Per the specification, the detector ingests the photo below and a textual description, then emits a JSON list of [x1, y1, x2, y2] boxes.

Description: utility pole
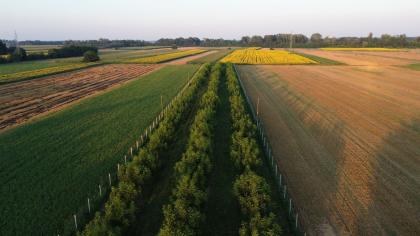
[[289, 33, 293, 51]]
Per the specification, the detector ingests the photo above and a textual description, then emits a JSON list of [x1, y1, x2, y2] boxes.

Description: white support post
[[284, 185, 287, 199], [289, 199, 292, 214], [130, 147, 133, 156], [117, 163, 120, 172], [99, 184, 102, 196], [124, 155, 127, 164], [295, 213, 299, 229], [275, 164, 278, 176], [108, 173, 112, 186], [279, 174, 282, 186], [73, 214, 78, 230], [136, 141, 139, 150], [87, 198, 91, 213]]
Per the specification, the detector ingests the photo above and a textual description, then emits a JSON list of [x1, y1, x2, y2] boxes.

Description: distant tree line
[[0, 41, 97, 64]]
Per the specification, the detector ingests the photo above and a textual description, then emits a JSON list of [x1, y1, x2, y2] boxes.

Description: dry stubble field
[[0, 64, 160, 130], [237, 50, 420, 235]]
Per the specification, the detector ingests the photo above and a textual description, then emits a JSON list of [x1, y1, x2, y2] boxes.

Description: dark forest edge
[[2, 32, 419, 50]]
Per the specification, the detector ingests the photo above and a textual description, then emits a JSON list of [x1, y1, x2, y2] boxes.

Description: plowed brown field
[[237, 64, 420, 235], [294, 49, 420, 65], [0, 64, 160, 130]]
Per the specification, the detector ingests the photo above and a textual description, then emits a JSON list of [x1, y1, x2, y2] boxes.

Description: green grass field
[[292, 51, 344, 65], [0, 64, 200, 235], [189, 49, 233, 63]]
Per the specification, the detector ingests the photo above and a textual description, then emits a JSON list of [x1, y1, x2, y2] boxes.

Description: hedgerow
[[226, 63, 282, 236], [158, 63, 221, 236], [80, 63, 212, 235]]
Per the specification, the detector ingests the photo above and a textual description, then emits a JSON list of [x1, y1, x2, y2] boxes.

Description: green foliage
[[80, 64, 211, 235], [225, 63, 282, 236], [0, 65, 199, 235], [159, 63, 221, 236], [83, 50, 100, 62]]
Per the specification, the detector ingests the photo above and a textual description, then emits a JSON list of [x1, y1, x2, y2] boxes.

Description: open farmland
[[0, 64, 200, 235], [0, 48, 174, 83], [221, 48, 317, 65], [0, 64, 160, 130], [127, 49, 207, 63], [237, 63, 420, 235], [294, 48, 420, 65], [164, 50, 217, 64]]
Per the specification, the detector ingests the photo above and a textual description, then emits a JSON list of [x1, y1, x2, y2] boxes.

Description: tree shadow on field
[[355, 118, 420, 235]]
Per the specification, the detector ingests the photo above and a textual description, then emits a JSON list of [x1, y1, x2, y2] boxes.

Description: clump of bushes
[[83, 50, 100, 62], [226, 63, 282, 236], [158, 63, 221, 236]]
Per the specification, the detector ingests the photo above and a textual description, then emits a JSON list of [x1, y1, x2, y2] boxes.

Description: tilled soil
[[238, 64, 420, 235], [0, 64, 160, 131], [294, 49, 420, 66]]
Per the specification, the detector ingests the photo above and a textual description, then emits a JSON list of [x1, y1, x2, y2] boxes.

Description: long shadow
[[355, 118, 420, 235]]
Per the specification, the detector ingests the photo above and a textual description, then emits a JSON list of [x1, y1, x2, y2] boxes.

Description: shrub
[[83, 50, 100, 62]]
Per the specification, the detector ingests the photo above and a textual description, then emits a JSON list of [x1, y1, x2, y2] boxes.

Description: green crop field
[[0, 64, 200, 235]]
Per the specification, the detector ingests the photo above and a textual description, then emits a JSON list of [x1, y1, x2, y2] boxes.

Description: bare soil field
[[294, 49, 420, 65], [164, 50, 217, 65], [237, 64, 420, 235], [0, 64, 160, 130]]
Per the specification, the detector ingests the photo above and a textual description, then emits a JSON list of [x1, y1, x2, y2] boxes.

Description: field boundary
[[59, 64, 205, 235], [233, 64, 306, 235]]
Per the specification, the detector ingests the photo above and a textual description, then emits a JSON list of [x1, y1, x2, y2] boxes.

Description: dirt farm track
[[0, 64, 160, 130], [237, 52, 420, 235]]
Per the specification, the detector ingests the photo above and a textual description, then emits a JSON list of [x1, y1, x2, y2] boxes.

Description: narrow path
[[202, 66, 241, 235]]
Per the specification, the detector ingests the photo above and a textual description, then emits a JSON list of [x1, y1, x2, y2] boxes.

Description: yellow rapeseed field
[[220, 48, 317, 65], [127, 49, 206, 63], [321, 48, 403, 52], [0, 63, 98, 83]]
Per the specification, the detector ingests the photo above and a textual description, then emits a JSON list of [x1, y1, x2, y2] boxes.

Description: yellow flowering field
[[220, 48, 317, 65], [0, 63, 98, 83], [321, 48, 403, 52], [127, 49, 206, 63]]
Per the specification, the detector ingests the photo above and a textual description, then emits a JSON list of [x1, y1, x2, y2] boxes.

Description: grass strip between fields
[[0, 64, 200, 235], [291, 51, 345, 65]]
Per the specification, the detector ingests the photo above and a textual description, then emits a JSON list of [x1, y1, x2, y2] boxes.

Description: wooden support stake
[[295, 213, 299, 229], [256, 97, 260, 116]]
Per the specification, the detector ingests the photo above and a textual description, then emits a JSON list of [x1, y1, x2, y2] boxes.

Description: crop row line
[[233, 64, 307, 236]]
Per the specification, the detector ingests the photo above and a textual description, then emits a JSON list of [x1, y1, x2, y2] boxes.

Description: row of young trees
[[226, 63, 282, 236], [79, 64, 212, 236], [158, 63, 221, 235]]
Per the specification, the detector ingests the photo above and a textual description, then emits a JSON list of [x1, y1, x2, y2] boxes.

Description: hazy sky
[[1, 0, 419, 40]]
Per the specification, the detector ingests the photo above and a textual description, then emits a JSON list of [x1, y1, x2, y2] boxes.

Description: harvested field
[[295, 48, 420, 65], [0, 64, 160, 130], [237, 65, 420, 235], [164, 50, 217, 65]]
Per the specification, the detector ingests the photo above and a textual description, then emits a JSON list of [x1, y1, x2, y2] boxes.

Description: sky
[[1, 0, 420, 41]]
